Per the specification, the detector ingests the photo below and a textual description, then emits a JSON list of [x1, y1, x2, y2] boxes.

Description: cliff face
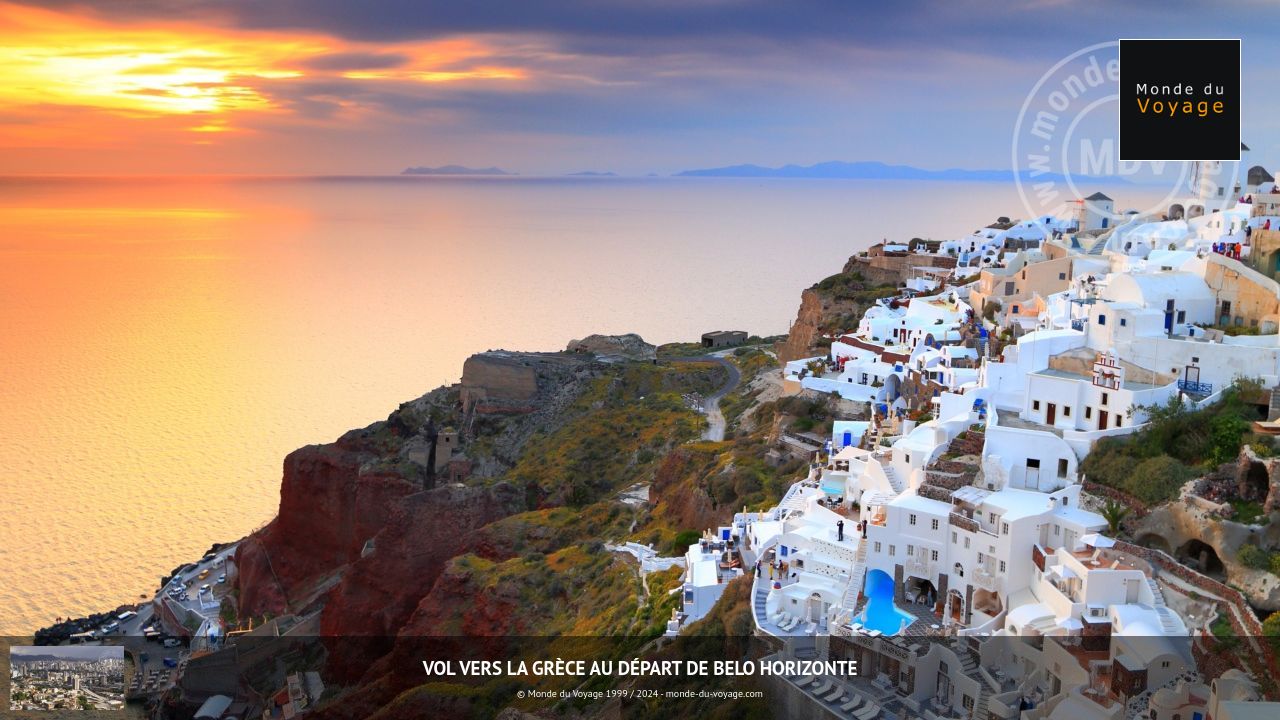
[[236, 435, 419, 617], [321, 482, 524, 635], [775, 255, 905, 362]]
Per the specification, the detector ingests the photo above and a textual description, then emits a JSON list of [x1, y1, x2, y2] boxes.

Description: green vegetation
[[1264, 611, 1280, 649], [1231, 499, 1267, 526], [776, 394, 837, 437], [1211, 614, 1240, 650], [811, 269, 900, 304], [668, 529, 701, 554], [1237, 544, 1280, 575], [504, 363, 719, 506], [1100, 499, 1131, 535], [1081, 380, 1266, 505]]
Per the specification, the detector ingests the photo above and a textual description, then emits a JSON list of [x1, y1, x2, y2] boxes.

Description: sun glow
[[0, 2, 530, 145]]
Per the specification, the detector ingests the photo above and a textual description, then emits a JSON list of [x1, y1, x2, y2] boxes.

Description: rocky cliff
[[775, 254, 904, 362]]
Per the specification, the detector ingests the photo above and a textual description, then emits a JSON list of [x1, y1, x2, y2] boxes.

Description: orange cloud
[[0, 2, 529, 144]]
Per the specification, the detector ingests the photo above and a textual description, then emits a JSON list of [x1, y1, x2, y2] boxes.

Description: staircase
[[1269, 386, 1280, 421], [1087, 235, 1108, 255], [753, 584, 769, 626], [1146, 578, 1167, 607], [837, 542, 869, 625], [1156, 607, 1183, 634], [883, 465, 905, 494], [973, 685, 992, 720]]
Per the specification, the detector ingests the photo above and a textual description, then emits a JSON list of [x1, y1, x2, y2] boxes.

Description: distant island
[[401, 165, 512, 176], [567, 171, 617, 177], [675, 160, 1120, 183]]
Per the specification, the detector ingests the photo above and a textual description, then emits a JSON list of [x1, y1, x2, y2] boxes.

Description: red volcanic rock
[[320, 482, 524, 681], [236, 432, 419, 618]]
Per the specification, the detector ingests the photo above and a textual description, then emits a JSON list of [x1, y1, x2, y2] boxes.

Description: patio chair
[[840, 696, 864, 712], [811, 679, 832, 696], [854, 701, 881, 720], [824, 686, 844, 702]]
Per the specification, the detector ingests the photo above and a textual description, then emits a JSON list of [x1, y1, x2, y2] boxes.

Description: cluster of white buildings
[[674, 160, 1280, 718]]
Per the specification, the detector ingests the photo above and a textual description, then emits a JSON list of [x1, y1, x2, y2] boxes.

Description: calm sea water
[[0, 176, 1152, 633]]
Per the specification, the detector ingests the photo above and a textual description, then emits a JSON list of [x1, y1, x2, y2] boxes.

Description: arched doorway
[[806, 592, 826, 623], [905, 577, 937, 607], [947, 589, 965, 623], [1168, 203, 1185, 220], [1135, 532, 1173, 556], [1177, 539, 1224, 578]]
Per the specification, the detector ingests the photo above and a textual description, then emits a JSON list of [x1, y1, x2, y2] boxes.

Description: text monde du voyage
[[1134, 82, 1228, 118]]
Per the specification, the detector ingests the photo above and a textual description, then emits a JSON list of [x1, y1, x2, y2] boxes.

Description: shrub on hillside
[[1123, 455, 1194, 504], [1237, 543, 1270, 571]]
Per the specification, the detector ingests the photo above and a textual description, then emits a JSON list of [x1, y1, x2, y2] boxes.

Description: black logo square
[[1119, 39, 1240, 161]]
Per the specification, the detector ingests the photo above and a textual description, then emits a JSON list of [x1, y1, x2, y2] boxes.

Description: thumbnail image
[[9, 645, 126, 711]]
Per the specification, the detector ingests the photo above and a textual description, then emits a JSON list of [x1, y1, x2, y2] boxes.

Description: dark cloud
[[16, 0, 1261, 60]]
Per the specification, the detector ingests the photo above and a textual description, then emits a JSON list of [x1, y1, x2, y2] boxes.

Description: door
[[1046, 403, 1056, 425], [1098, 410, 1109, 430]]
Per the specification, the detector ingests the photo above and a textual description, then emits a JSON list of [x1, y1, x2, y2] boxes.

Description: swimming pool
[[857, 569, 916, 635], [820, 477, 845, 496]]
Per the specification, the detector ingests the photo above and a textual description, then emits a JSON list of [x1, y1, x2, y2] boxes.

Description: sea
[[0, 175, 1161, 633]]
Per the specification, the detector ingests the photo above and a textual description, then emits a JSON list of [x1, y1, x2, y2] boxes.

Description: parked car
[[162, 638, 181, 648], [217, 574, 227, 584], [163, 657, 178, 668]]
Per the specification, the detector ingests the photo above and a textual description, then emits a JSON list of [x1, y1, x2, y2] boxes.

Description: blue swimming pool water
[[858, 569, 916, 635], [820, 477, 844, 495]]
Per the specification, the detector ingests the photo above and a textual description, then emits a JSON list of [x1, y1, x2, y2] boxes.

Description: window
[[907, 545, 914, 556], [988, 511, 997, 523], [1033, 400, 1041, 411], [1011, 305, 1019, 314], [1098, 314, 1106, 325], [1101, 392, 1109, 406], [1054, 525, 1061, 536], [1058, 272, 1066, 280], [1004, 281, 1014, 295], [931, 550, 939, 561], [1058, 458, 1069, 479], [1177, 310, 1186, 323], [1027, 458, 1040, 469], [1115, 414, 1122, 428], [909, 514, 917, 526], [1002, 522, 1009, 535], [874, 541, 882, 553], [952, 531, 958, 544], [889, 545, 896, 557], [1085, 406, 1092, 419], [932, 519, 939, 531], [1120, 318, 1127, 327], [964, 537, 971, 549], [1063, 406, 1071, 417], [1000, 560, 1007, 573]]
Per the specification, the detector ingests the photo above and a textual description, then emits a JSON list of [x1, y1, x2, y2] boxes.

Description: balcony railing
[[973, 567, 1001, 592], [1177, 379, 1213, 395]]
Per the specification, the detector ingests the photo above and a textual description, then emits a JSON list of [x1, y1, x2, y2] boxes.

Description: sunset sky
[[3, 1, 1278, 175]]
